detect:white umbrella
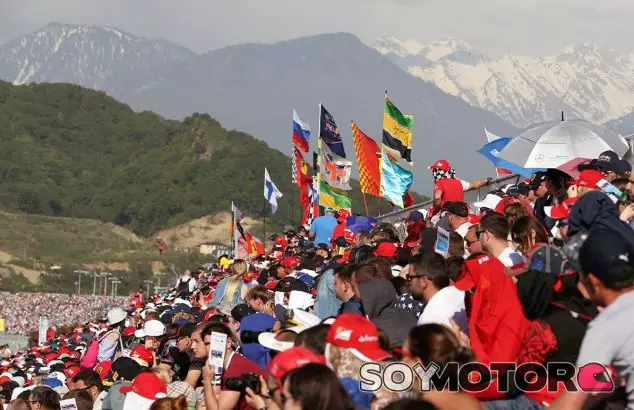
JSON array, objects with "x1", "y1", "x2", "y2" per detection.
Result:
[{"x1": 498, "y1": 118, "x2": 629, "y2": 169}]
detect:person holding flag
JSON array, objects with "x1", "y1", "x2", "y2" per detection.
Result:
[{"x1": 429, "y1": 159, "x2": 492, "y2": 214}]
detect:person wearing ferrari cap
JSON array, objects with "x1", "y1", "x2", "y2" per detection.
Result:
[
  {"x1": 324, "y1": 313, "x2": 395, "y2": 409},
  {"x1": 429, "y1": 159, "x2": 491, "y2": 214}
]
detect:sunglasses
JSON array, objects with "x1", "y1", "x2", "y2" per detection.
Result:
[
  {"x1": 406, "y1": 274, "x2": 426, "y2": 282},
  {"x1": 475, "y1": 229, "x2": 485, "y2": 239}
]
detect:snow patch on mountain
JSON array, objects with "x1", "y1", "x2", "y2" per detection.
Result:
[{"x1": 376, "y1": 37, "x2": 634, "y2": 127}]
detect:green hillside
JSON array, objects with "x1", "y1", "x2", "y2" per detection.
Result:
[{"x1": 0, "y1": 81, "x2": 425, "y2": 238}]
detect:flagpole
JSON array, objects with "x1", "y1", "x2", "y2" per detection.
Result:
[
  {"x1": 316, "y1": 104, "x2": 323, "y2": 216},
  {"x1": 291, "y1": 188, "x2": 295, "y2": 227},
  {"x1": 263, "y1": 196, "x2": 267, "y2": 252},
  {"x1": 362, "y1": 192, "x2": 370, "y2": 217}
]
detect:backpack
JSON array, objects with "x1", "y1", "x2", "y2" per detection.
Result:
[
  {"x1": 177, "y1": 277, "x2": 191, "y2": 294},
  {"x1": 80, "y1": 330, "x2": 118, "y2": 369}
]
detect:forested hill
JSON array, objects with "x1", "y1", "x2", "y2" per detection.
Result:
[{"x1": 0, "y1": 81, "x2": 423, "y2": 236}]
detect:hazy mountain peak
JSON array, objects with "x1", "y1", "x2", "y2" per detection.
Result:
[
  {"x1": 380, "y1": 37, "x2": 634, "y2": 128},
  {"x1": 375, "y1": 35, "x2": 426, "y2": 57}
]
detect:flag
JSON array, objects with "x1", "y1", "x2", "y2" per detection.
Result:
[
  {"x1": 383, "y1": 94, "x2": 414, "y2": 163},
  {"x1": 292, "y1": 110, "x2": 311, "y2": 153},
  {"x1": 477, "y1": 137, "x2": 544, "y2": 178},
  {"x1": 352, "y1": 121, "x2": 381, "y2": 196},
  {"x1": 264, "y1": 168, "x2": 283, "y2": 214},
  {"x1": 231, "y1": 202, "x2": 246, "y2": 240},
  {"x1": 319, "y1": 179, "x2": 351, "y2": 212},
  {"x1": 380, "y1": 151, "x2": 413, "y2": 208},
  {"x1": 319, "y1": 104, "x2": 346, "y2": 158},
  {"x1": 293, "y1": 148, "x2": 312, "y2": 204},
  {"x1": 304, "y1": 176, "x2": 319, "y2": 225},
  {"x1": 346, "y1": 216, "x2": 377, "y2": 233},
  {"x1": 484, "y1": 128, "x2": 512, "y2": 176},
  {"x1": 320, "y1": 142, "x2": 352, "y2": 190},
  {"x1": 240, "y1": 231, "x2": 265, "y2": 258}
]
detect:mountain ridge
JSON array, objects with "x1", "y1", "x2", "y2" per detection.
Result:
[{"x1": 376, "y1": 36, "x2": 634, "y2": 128}]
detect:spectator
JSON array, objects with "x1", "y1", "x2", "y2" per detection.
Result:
[
  {"x1": 478, "y1": 212, "x2": 525, "y2": 267},
  {"x1": 333, "y1": 265, "x2": 364, "y2": 316},
  {"x1": 309, "y1": 209, "x2": 338, "y2": 246}
]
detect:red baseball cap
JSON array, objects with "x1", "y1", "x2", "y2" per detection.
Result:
[
  {"x1": 94, "y1": 360, "x2": 112, "y2": 380},
  {"x1": 373, "y1": 242, "x2": 398, "y2": 258},
  {"x1": 429, "y1": 159, "x2": 451, "y2": 171},
  {"x1": 64, "y1": 365, "x2": 80, "y2": 378},
  {"x1": 129, "y1": 345, "x2": 153, "y2": 367},
  {"x1": 326, "y1": 313, "x2": 391, "y2": 362},
  {"x1": 120, "y1": 372, "x2": 167, "y2": 399},
  {"x1": 569, "y1": 169, "x2": 603, "y2": 189},
  {"x1": 544, "y1": 197, "x2": 579, "y2": 220},
  {"x1": 268, "y1": 346, "x2": 325, "y2": 385},
  {"x1": 123, "y1": 326, "x2": 136, "y2": 337}
]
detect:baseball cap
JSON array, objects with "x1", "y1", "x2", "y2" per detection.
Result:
[
  {"x1": 525, "y1": 244, "x2": 572, "y2": 276},
  {"x1": 595, "y1": 150, "x2": 620, "y2": 173},
  {"x1": 568, "y1": 169, "x2": 603, "y2": 189},
  {"x1": 120, "y1": 373, "x2": 167, "y2": 409},
  {"x1": 579, "y1": 228, "x2": 634, "y2": 286},
  {"x1": 473, "y1": 194, "x2": 502, "y2": 209},
  {"x1": 529, "y1": 172, "x2": 547, "y2": 189},
  {"x1": 174, "y1": 323, "x2": 195, "y2": 340},
  {"x1": 134, "y1": 320, "x2": 166, "y2": 339},
  {"x1": 107, "y1": 308, "x2": 127, "y2": 326},
  {"x1": 129, "y1": 345, "x2": 153, "y2": 367},
  {"x1": 258, "y1": 329, "x2": 297, "y2": 352},
  {"x1": 494, "y1": 197, "x2": 520, "y2": 214},
  {"x1": 373, "y1": 242, "x2": 398, "y2": 258},
  {"x1": 406, "y1": 210, "x2": 424, "y2": 222},
  {"x1": 64, "y1": 365, "x2": 80, "y2": 379},
  {"x1": 429, "y1": 159, "x2": 451, "y2": 171},
  {"x1": 109, "y1": 357, "x2": 142, "y2": 383},
  {"x1": 230, "y1": 304, "x2": 256, "y2": 322},
  {"x1": 544, "y1": 197, "x2": 579, "y2": 220},
  {"x1": 268, "y1": 346, "x2": 325, "y2": 385},
  {"x1": 94, "y1": 361, "x2": 113, "y2": 380},
  {"x1": 445, "y1": 201, "x2": 469, "y2": 218},
  {"x1": 326, "y1": 313, "x2": 391, "y2": 362}
]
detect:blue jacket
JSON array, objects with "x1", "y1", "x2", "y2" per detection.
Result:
[{"x1": 314, "y1": 268, "x2": 342, "y2": 319}]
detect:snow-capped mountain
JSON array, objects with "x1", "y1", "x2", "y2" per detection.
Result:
[
  {"x1": 0, "y1": 23, "x2": 196, "y2": 98},
  {"x1": 376, "y1": 37, "x2": 634, "y2": 127}
]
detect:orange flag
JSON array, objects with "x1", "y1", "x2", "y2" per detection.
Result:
[{"x1": 352, "y1": 121, "x2": 381, "y2": 197}]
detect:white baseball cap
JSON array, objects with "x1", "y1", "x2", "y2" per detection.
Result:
[
  {"x1": 134, "y1": 320, "x2": 166, "y2": 338},
  {"x1": 473, "y1": 193, "x2": 503, "y2": 211},
  {"x1": 107, "y1": 307, "x2": 127, "y2": 325}
]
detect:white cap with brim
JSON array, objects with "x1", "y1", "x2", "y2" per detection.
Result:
[
  {"x1": 473, "y1": 194, "x2": 502, "y2": 211},
  {"x1": 288, "y1": 309, "x2": 320, "y2": 328},
  {"x1": 122, "y1": 392, "x2": 161, "y2": 410},
  {"x1": 257, "y1": 333, "x2": 295, "y2": 352},
  {"x1": 107, "y1": 307, "x2": 127, "y2": 325},
  {"x1": 134, "y1": 320, "x2": 166, "y2": 338}
]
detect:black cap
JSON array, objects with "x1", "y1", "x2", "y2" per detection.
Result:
[
  {"x1": 333, "y1": 237, "x2": 349, "y2": 248},
  {"x1": 175, "y1": 323, "x2": 195, "y2": 339},
  {"x1": 580, "y1": 228, "x2": 634, "y2": 286},
  {"x1": 595, "y1": 150, "x2": 620, "y2": 173},
  {"x1": 529, "y1": 172, "x2": 547, "y2": 189},
  {"x1": 406, "y1": 210, "x2": 424, "y2": 222},
  {"x1": 527, "y1": 244, "x2": 571, "y2": 275},
  {"x1": 109, "y1": 357, "x2": 142, "y2": 382},
  {"x1": 230, "y1": 304, "x2": 256, "y2": 322},
  {"x1": 445, "y1": 201, "x2": 469, "y2": 218},
  {"x1": 615, "y1": 159, "x2": 632, "y2": 176}
]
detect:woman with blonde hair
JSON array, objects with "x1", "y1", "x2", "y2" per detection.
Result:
[{"x1": 209, "y1": 259, "x2": 249, "y2": 307}]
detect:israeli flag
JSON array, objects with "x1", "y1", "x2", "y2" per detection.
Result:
[{"x1": 264, "y1": 167, "x2": 283, "y2": 214}]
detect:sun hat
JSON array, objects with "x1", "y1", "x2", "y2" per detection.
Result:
[
  {"x1": 107, "y1": 308, "x2": 127, "y2": 326},
  {"x1": 134, "y1": 320, "x2": 166, "y2": 338}
]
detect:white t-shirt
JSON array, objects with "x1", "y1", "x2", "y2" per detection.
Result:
[
  {"x1": 460, "y1": 179, "x2": 471, "y2": 191},
  {"x1": 418, "y1": 286, "x2": 468, "y2": 333},
  {"x1": 497, "y1": 247, "x2": 525, "y2": 268},
  {"x1": 176, "y1": 276, "x2": 197, "y2": 293}
]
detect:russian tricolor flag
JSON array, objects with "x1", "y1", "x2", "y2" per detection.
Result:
[{"x1": 293, "y1": 109, "x2": 310, "y2": 153}]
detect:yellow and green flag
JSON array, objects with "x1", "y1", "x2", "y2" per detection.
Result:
[
  {"x1": 319, "y1": 179, "x2": 352, "y2": 212},
  {"x1": 382, "y1": 94, "x2": 414, "y2": 164}
]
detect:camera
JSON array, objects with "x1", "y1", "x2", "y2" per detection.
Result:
[{"x1": 225, "y1": 373, "x2": 260, "y2": 394}]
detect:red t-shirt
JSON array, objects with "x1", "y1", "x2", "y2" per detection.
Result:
[
  {"x1": 434, "y1": 178, "x2": 464, "y2": 207},
  {"x1": 222, "y1": 353, "x2": 269, "y2": 410}
]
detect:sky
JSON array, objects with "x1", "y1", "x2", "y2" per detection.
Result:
[{"x1": 2, "y1": 0, "x2": 634, "y2": 56}]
